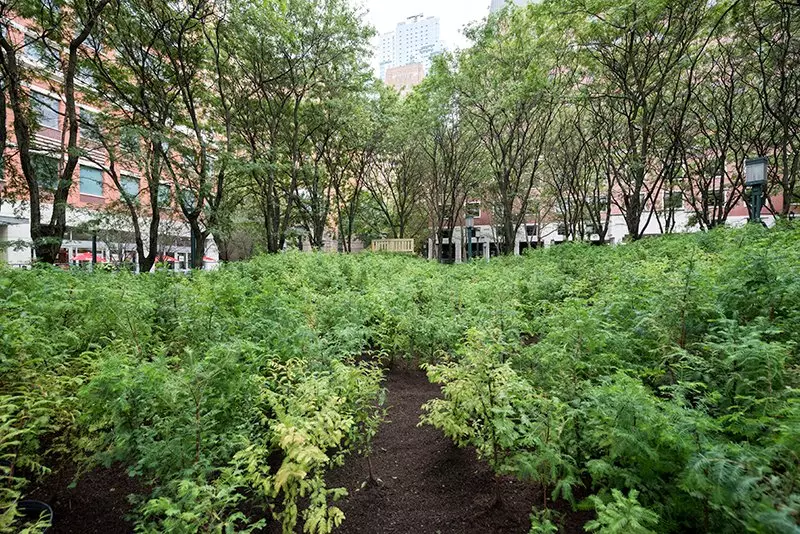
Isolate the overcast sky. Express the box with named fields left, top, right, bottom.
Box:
left=354, top=0, right=492, bottom=73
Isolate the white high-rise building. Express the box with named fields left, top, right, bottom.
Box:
left=490, top=0, right=533, bottom=13
left=379, top=32, right=396, bottom=80
left=378, top=14, right=444, bottom=81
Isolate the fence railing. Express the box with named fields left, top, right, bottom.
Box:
left=371, top=239, right=415, bottom=253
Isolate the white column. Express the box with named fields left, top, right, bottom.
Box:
left=484, top=241, right=490, bottom=261
left=454, top=230, right=462, bottom=264
left=428, top=238, right=434, bottom=260
left=514, top=240, right=520, bottom=256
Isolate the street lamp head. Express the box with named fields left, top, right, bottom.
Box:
left=465, top=215, right=474, bottom=229
left=745, top=157, right=768, bottom=187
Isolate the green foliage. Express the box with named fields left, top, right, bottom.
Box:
left=416, top=226, right=800, bottom=533
left=422, top=328, right=530, bottom=475
left=529, top=509, right=559, bottom=534
left=2, top=226, right=800, bottom=533
left=136, top=472, right=264, bottom=534
left=585, top=489, right=660, bottom=534
left=0, top=258, right=386, bottom=532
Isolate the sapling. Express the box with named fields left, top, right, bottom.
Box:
left=585, top=489, right=659, bottom=534
left=421, top=328, right=528, bottom=508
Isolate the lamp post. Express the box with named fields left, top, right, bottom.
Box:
left=88, top=216, right=101, bottom=271
left=745, top=157, right=768, bottom=223
left=190, top=231, right=197, bottom=271
left=465, top=215, right=474, bottom=262
left=91, top=230, right=97, bottom=269
left=183, top=191, right=197, bottom=270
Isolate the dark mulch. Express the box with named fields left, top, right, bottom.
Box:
left=326, top=366, right=592, bottom=534
left=26, top=463, right=145, bottom=534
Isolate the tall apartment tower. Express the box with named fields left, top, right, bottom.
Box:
left=378, top=32, right=396, bottom=80
left=379, top=14, right=443, bottom=82
left=490, top=0, right=533, bottom=13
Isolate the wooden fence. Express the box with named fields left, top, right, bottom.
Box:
left=371, top=239, right=415, bottom=253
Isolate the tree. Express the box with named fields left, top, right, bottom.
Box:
left=364, top=88, right=426, bottom=241
left=744, top=0, right=800, bottom=217
left=410, top=55, right=484, bottom=262
left=202, top=2, right=238, bottom=261
left=296, top=101, right=336, bottom=251
left=678, top=28, right=762, bottom=230
left=85, top=0, right=189, bottom=272
left=457, top=5, right=561, bottom=255
left=0, top=0, right=111, bottom=263
left=226, top=0, right=372, bottom=253
left=162, top=0, right=229, bottom=269
left=322, top=85, right=385, bottom=253
left=298, top=65, right=372, bottom=250
left=579, top=97, right=616, bottom=244
left=543, top=105, right=594, bottom=242
left=86, top=0, right=233, bottom=271
left=569, top=0, right=729, bottom=240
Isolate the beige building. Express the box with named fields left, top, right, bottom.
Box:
left=385, top=63, right=425, bottom=94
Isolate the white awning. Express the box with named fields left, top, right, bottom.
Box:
left=0, top=216, right=26, bottom=226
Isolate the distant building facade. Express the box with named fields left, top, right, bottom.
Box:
left=490, top=0, right=535, bottom=14
left=378, top=32, right=396, bottom=80
left=385, top=63, right=426, bottom=94
left=427, top=193, right=791, bottom=263
left=378, top=14, right=443, bottom=84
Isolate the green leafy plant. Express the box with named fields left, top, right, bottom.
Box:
left=585, top=489, right=660, bottom=534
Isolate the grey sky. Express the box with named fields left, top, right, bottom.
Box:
left=354, top=0, right=491, bottom=73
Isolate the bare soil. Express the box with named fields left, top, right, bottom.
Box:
left=326, top=367, right=591, bottom=534
left=26, top=463, right=145, bottom=533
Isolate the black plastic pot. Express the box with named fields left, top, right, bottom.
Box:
left=17, top=500, right=53, bottom=532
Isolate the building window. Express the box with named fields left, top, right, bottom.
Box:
left=663, top=190, right=683, bottom=210
left=465, top=201, right=481, bottom=218
left=80, top=165, right=103, bottom=196
left=556, top=223, right=566, bottom=236
left=23, top=36, right=45, bottom=64
left=76, top=65, right=95, bottom=87
left=703, top=157, right=724, bottom=177
left=33, top=92, right=59, bottom=130
left=526, top=224, right=538, bottom=238
left=32, top=153, right=59, bottom=190
left=79, top=109, right=100, bottom=142
left=158, top=183, right=171, bottom=206
left=40, top=0, right=60, bottom=12
left=120, top=174, right=140, bottom=199
left=180, top=188, right=197, bottom=210
left=23, top=36, right=58, bottom=70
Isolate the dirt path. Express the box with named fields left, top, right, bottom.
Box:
left=327, top=367, right=588, bottom=534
